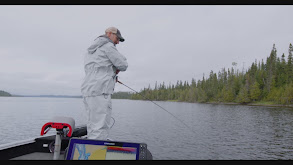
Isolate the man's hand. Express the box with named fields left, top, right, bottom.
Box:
left=116, top=69, right=120, bottom=75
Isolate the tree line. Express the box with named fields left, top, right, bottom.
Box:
left=112, top=91, right=132, bottom=99
left=131, top=43, right=293, bottom=105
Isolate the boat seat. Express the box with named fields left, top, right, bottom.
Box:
left=40, top=116, right=75, bottom=137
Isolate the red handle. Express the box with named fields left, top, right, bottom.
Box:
left=40, top=122, right=74, bottom=137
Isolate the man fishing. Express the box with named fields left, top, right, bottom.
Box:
left=81, top=27, right=128, bottom=140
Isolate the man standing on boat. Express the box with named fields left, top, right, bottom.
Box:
left=81, top=27, right=128, bottom=140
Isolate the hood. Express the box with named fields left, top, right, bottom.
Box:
left=87, top=35, right=114, bottom=54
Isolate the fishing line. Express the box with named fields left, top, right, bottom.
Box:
left=117, top=80, right=196, bottom=134
left=110, top=116, right=115, bottom=129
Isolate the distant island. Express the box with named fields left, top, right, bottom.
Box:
left=19, top=95, right=83, bottom=98
left=0, top=90, right=12, bottom=97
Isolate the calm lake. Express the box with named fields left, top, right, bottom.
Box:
left=1, top=97, right=293, bottom=160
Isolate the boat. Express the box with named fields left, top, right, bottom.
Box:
left=0, top=116, right=152, bottom=160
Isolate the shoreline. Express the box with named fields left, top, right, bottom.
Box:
left=165, top=100, right=293, bottom=108
left=2, top=96, right=293, bottom=108
left=204, top=102, right=293, bottom=108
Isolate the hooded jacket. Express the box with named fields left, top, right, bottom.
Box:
left=81, top=35, right=128, bottom=97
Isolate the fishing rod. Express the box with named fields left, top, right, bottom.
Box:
left=117, top=80, right=196, bottom=134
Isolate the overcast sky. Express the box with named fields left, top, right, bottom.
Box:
left=0, top=5, right=293, bottom=95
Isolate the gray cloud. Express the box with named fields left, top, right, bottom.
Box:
left=0, top=5, right=292, bottom=95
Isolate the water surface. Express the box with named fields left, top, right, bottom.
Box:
left=1, top=97, right=293, bottom=159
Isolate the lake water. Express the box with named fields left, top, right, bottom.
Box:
left=1, top=97, right=293, bottom=160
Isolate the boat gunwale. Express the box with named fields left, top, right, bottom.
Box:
left=0, top=138, right=36, bottom=150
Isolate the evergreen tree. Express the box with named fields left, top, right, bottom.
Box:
left=236, top=85, right=250, bottom=103
left=250, top=81, right=261, bottom=101
left=281, top=82, right=293, bottom=104
left=287, top=43, right=293, bottom=83
left=222, top=86, right=235, bottom=102
left=265, top=44, right=277, bottom=92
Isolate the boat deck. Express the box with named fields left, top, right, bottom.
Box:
left=11, top=152, right=65, bottom=160
left=1, top=126, right=152, bottom=160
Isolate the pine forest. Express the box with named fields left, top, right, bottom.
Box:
left=131, top=43, right=293, bottom=105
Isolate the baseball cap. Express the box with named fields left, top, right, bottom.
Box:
left=105, top=27, right=125, bottom=42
